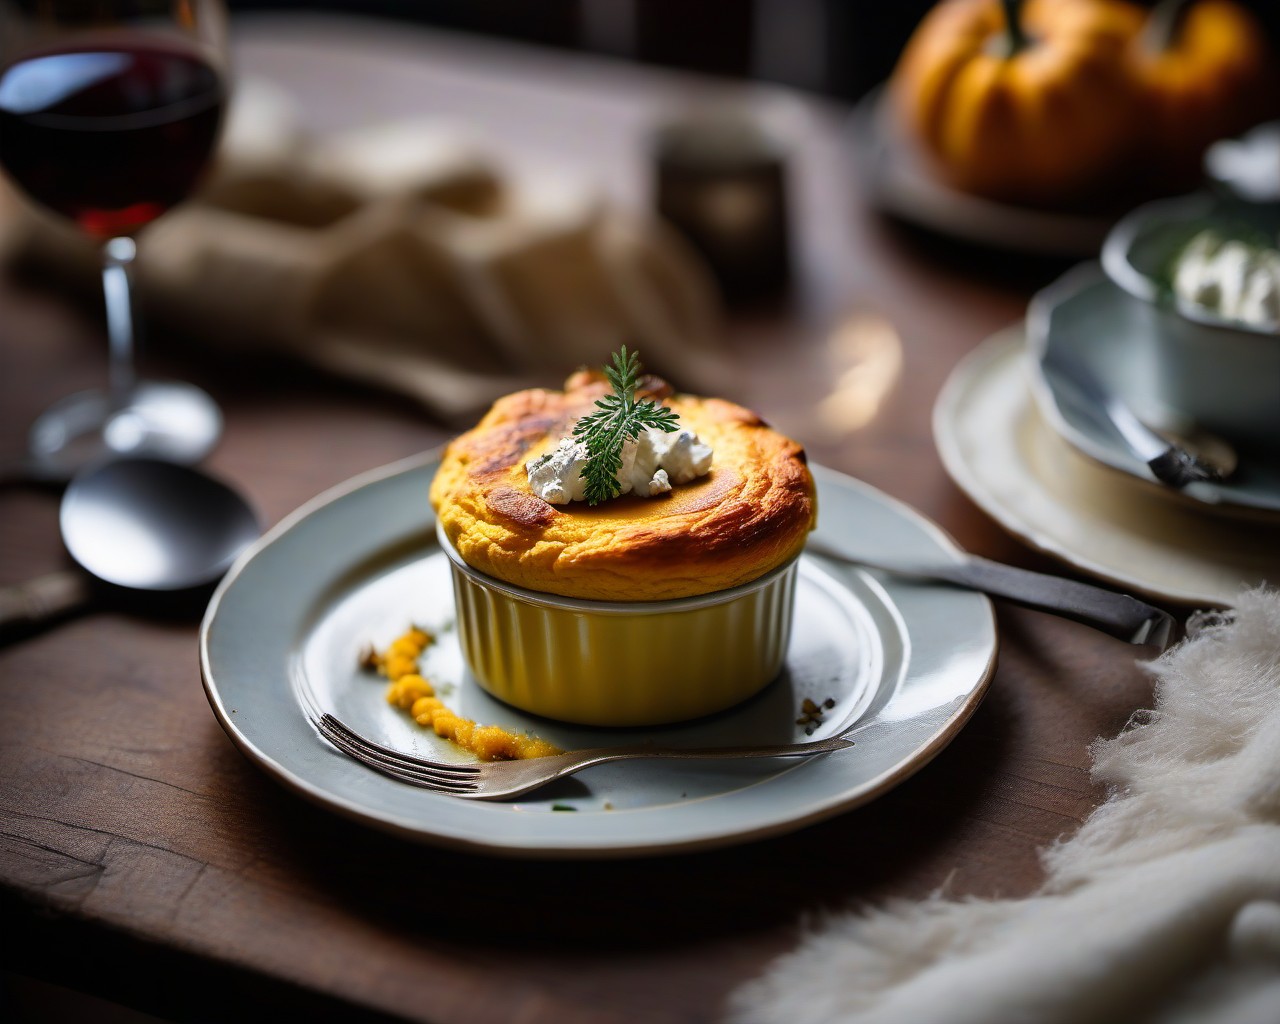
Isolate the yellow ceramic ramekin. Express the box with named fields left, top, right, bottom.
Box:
left=437, top=522, right=798, bottom=727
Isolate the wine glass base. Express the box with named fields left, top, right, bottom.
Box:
left=27, top=380, right=223, bottom=481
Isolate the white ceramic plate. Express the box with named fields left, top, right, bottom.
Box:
left=200, top=453, right=997, bottom=858
left=849, top=87, right=1114, bottom=259
left=1027, top=264, right=1280, bottom=516
left=935, top=328, right=1280, bottom=607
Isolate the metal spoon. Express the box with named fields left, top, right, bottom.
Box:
left=0, top=458, right=260, bottom=640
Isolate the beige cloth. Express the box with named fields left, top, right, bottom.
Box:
left=730, top=589, right=1280, bottom=1024
left=0, top=78, right=724, bottom=423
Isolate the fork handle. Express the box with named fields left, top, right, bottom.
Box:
left=562, top=735, right=855, bottom=772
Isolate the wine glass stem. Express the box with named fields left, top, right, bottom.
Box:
left=102, top=236, right=139, bottom=414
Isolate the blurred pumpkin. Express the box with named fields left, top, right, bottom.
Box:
left=1128, top=0, right=1277, bottom=189
left=891, top=0, right=1145, bottom=206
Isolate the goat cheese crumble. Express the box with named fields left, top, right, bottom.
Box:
left=1173, top=231, right=1280, bottom=331
left=526, top=427, right=713, bottom=505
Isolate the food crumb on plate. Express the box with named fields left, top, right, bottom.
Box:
left=360, top=625, right=561, bottom=761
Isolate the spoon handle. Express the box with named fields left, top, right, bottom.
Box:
left=0, top=570, right=94, bottom=642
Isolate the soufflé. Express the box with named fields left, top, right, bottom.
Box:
left=429, top=353, right=816, bottom=726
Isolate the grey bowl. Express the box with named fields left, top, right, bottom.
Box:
left=1100, top=193, right=1280, bottom=447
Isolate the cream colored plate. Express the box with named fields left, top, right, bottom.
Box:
left=934, top=328, right=1280, bottom=607
left=201, top=452, right=996, bottom=858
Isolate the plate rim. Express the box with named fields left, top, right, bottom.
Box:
left=200, top=453, right=998, bottom=858
left=933, top=327, right=1266, bottom=607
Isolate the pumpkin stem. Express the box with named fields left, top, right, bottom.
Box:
left=1144, top=0, right=1193, bottom=53
left=1000, top=0, right=1029, bottom=57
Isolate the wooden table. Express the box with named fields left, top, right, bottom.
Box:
left=0, top=15, right=1161, bottom=1023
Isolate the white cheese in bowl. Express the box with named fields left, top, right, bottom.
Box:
left=526, top=427, right=712, bottom=505
left=1173, top=231, right=1280, bottom=331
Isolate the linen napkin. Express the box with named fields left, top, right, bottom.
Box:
left=0, top=78, right=725, bottom=423
left=730, top=588, right=1280, bottom=1024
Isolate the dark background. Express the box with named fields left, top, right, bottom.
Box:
left=226, top=0, right=1280, bottom=101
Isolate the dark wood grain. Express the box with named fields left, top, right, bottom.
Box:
left=0, top=15, right=1161, bottom=1024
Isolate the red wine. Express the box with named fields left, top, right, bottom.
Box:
left=0, top=44, right=224, bottom=236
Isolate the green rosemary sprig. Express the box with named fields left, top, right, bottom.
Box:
left=572, top=346, right=679, bottom=505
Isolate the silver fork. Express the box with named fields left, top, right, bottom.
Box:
left=312, top=713, right=854, bottom=800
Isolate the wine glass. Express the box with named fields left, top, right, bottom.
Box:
left=0, top=0, right=229, bottom=480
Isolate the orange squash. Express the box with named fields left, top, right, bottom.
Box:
left=1128, top=0, right=1277, bottom=188
left=892, top=0, right=1145, bottom=206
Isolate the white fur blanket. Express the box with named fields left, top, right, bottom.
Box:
left=730, top=589, right=1280, bottom=1024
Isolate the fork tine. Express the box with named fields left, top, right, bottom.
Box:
left=319, top=714, right=481, bottom=776
left=314, top=716, right=480, bottom=784
left=316, top=723, right=479, bottom=793
left=320, top=729, right=474, bottom=787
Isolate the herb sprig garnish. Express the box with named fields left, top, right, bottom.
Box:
left=572, top=347, right=679, bottom=505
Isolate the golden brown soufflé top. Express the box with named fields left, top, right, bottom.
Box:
left=429, top=370, right=817, bottom=601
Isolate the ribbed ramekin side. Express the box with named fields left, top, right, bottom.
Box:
left=447, top=556, right=799, bottom=727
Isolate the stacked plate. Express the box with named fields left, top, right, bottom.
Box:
left=934, top=260, right=1280, bottom=608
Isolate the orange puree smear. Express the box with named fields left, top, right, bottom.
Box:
left=367, top=626, right=561, bottom=761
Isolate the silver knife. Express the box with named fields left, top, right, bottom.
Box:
left=806, top=537, right=1177, bottom=649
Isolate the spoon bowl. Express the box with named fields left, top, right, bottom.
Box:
left=61, top=458, right=260, bottom=591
